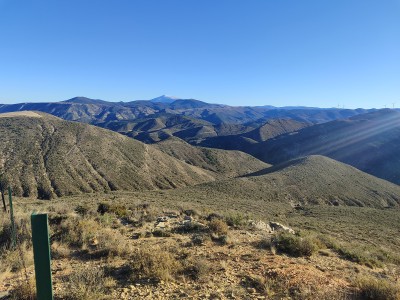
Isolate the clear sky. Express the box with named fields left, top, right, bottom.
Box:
left=0, top=0, right=399, bottom=108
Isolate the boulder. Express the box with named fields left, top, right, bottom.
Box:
left=269, top=222, right=295, bottom=234
left=249, top=220, right=272, bottom=232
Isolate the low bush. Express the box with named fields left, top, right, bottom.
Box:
left=1, top=242, right=33, bottom=272
left=62, top=267, right=115, bottom=300
left=257, top=236, right=272, bottom=250
left=9, top=279, right=36, bottom=300
left=273, top=232, right=320, bottom=257
left=75, top=204, right=91, bottom=217
left=191, top=234, right=210, bottom=246
left=95, top=228, right=130, bottom=258
left=318, top=234, right=382, bottom=267
left=97, top=203, right=127, bottom=218
left=128, top=246, right=180, bottom=282
left=241, top=274, right=270, bottom=294
left=58, top=217, right=99, bottom=248
left=225, top=213, right=250, bottom=228
left=206, top=213, right=224, bottom=221
left=174, top=221, right=207, bottom=234
left=355, top=276, right=400, bottom=300
left=211, top=234, right=232, bottom=245
left=152, top=229, right=172, bottom=237
left=183, top=209, right=199, bottom=217
left=182, top=257, right=211, bottom=282
left=208, top=219, right=228, bottom=236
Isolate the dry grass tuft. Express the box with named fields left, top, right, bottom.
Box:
left=62, top=267, right=115, bottom=300
left=9, top=279, right=36, bottom=300
left=182, top=257, right=212, bottom=282
left=208, top=219, right=228, bottom=236
left=128, top=246, right=180, bottom=283
left=355, top=275, right=400, bottom=300
left=273, top=232, right=321, bottom=257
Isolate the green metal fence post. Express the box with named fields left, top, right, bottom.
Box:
left=1, top=189, right=5, bottom=212
left=8, top=187, right=16, bottom=248
left=31, top=213, right=54, bottom=300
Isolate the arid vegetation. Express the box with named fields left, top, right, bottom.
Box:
left=1, top=194, right=400, bottom=299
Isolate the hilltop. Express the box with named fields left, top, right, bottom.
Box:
left=250, top=109, right=400, bottom=184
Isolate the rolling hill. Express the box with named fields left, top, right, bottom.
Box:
left=165, top=155, right=400, bottom=210
left=250, top=109, right=400, bottom=184
left=197, top=119, right=311, bottom=152
left=197, top=119, right=309, bottom=151
left=0, top=112, right=220, bottom=199
left=153, top=137, right=270, bottom=178
left=0, top=111, right=270, bottom=199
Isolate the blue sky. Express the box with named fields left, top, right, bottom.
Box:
left=0, top=0, right=399, bottom=108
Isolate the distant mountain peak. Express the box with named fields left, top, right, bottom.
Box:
left=150, top=95, right=180, bottom=104
left=63, top=97, right=110, bottom=105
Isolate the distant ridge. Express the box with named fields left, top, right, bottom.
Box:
left=62, top=96, right=113, bottom=105
left=0, top=96, right=372, bottom=125
left=251, top=109, right=400, bottom=184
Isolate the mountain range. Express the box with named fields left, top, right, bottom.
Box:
left=0, top=95, right=399, bottom=204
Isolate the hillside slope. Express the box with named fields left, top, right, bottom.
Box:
left=250, top=110, right=400, bottom=184
left=166, top=155, right=400, bottom=209
left=197, top=119, right=309, bottom=151
left=0, top=112, right=217, bottom=199
left=153, top=137, right=270, bottom=178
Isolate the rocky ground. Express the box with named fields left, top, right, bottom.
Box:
left=1, top=205, right=399, bottom=300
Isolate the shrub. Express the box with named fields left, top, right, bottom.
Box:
left=337, top=248, right=381, bottom=268
left=1, top=242, right=33, bottom=272
left=317, top=234, right=382, bottom=267
left=0, top=215, right=31, bottom=250
left=0, top=214, right=33, bottom=273
left=56, top=216, right=129, bottom=258
left=97, top=203, right=127, bottom=218
left=9, top=279, right=36, bottom=300
left=51, top=241, right=71, bottom=259
left=182, top=257, right=211, bottom=281
left=208, top=219, right=228, bottom=236
left=225, top=213, right=250, bottom=228
left=212, top=234, right=231, bottom=245
left=257, top=236, right=272, bottom=250
left=183, top=209, right=199, bottom=217
left=241, top=274, right=269, bottom=294
left=355, top=276, right=400, bottom=300
left=97, top=203, right=110, bottom=215
left=75, top=205, right=91, bottom=217
left=273, top=232, right=320, bottom=257
left=58, top=218, right=99, bottom=248
left=128, top=246, right=180, bottom=282
left=191, top=234, right=210, bottom=246
left=206, top=213, right=224, bottom=221
left=152, top=229, right=172, bottom=237
left=95, top=228, right=130, bottom=258
left=174, top=221, right=207, bottom=234
left=62, top=267, right=115, bottom=300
